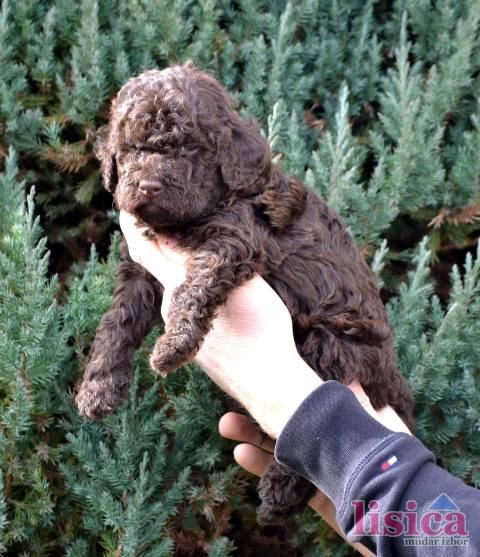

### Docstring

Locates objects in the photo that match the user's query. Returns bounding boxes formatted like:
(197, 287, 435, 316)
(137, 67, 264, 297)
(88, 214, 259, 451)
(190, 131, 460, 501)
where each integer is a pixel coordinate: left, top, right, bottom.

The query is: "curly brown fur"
(75, 62, 414, 526)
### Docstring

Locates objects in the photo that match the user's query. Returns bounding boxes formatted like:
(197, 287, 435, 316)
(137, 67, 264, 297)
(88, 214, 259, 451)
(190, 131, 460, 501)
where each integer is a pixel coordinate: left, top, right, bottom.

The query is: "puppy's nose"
(139, 180, 162, 196)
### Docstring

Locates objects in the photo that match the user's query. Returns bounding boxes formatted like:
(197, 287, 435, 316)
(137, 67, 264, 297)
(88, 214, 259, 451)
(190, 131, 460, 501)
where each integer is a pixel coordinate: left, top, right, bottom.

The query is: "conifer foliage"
(0, 156, 247, 555)
(1, 0, 480, 555)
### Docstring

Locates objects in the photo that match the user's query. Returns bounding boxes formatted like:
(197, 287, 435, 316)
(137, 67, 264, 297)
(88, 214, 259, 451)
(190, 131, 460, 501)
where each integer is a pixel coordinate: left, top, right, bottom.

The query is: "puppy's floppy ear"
(94, 125, 118, 193)
(218, 118, 271, 196)
(255, 174, 306, 230)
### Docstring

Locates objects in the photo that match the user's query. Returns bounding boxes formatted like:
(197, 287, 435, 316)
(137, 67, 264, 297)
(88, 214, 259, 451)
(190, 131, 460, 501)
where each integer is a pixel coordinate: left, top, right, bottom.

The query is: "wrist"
(198, 345, 322, 438)
(249, 354, 322, 439)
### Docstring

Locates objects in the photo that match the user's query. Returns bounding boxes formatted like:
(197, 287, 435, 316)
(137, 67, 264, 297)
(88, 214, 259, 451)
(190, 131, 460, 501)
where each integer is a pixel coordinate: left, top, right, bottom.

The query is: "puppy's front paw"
(150, 332, 198, 375)
(75, 373, 129, 420)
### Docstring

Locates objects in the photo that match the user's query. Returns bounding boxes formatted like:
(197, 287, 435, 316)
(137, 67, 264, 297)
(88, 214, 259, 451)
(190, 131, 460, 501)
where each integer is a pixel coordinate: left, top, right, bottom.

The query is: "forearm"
(119, 213, 479, 554)
(275, 382, 479, 556)
(198, 348, 322, 439)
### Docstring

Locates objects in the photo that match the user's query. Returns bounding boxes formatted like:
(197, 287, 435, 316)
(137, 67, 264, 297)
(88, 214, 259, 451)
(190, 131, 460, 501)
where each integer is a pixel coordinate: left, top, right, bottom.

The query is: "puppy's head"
(96, 63, 271, 229)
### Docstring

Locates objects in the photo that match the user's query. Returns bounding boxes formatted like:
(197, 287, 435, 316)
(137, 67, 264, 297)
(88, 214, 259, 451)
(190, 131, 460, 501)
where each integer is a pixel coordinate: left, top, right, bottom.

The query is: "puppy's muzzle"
(139, 180, 163, 197)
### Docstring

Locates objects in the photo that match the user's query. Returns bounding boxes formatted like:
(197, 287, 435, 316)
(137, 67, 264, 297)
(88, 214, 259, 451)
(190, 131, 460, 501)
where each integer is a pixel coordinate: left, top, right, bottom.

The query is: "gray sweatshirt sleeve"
(274, 381, 479, 556)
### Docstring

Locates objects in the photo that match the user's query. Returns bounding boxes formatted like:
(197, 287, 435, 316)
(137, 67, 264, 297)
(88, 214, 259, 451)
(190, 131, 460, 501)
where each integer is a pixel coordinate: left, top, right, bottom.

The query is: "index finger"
(219, 413, 275, 453)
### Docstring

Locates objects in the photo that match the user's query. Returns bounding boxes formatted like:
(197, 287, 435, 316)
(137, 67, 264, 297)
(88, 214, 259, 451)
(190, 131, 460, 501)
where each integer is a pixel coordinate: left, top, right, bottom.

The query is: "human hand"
(120, 211, 322, 438)
(120, 210, 409, 556)
(119, 211, 411, 438)
(219, 411, 376, 557)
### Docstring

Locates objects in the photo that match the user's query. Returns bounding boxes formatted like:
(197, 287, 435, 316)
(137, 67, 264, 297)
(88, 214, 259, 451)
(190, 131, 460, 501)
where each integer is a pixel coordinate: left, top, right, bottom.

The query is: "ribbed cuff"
(274, 381, 413, 508)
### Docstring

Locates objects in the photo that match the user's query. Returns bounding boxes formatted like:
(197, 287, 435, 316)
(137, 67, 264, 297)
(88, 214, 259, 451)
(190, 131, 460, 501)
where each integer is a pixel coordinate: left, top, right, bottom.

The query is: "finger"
(119, 211, 187, 287)
(233, 444, 275, 477)
(219, 412, 275, 453)
(119, 211, 166, 266)
(160, 288, 173, 323)
(119, 211, 187, 266)
(119, 211, 149, 247)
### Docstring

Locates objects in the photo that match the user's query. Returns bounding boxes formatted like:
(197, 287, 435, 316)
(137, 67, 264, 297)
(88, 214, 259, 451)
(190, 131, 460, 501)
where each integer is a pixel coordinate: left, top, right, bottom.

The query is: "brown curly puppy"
(75, 62, 414, 526)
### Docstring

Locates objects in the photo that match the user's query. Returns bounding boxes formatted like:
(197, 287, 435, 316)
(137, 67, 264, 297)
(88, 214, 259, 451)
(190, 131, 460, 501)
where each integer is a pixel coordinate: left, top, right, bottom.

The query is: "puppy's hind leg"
(257, 462, 315, 526)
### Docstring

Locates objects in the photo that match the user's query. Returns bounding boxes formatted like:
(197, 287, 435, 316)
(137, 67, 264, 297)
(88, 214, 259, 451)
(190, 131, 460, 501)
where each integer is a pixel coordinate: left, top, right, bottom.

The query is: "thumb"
(119, 211, 188, 289)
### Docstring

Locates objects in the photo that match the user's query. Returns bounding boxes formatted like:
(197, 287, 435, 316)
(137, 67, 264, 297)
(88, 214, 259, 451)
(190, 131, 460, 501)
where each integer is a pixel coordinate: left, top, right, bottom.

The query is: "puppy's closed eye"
(179, 145, 200, 157)
(133, 145, 162, 155)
